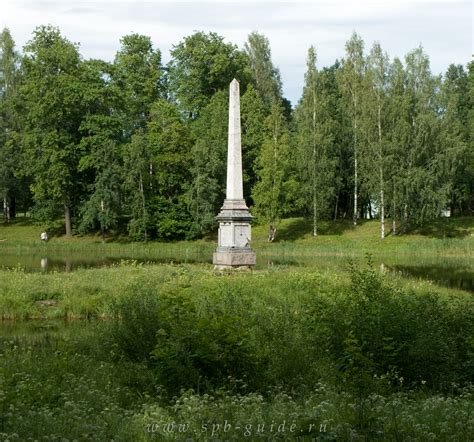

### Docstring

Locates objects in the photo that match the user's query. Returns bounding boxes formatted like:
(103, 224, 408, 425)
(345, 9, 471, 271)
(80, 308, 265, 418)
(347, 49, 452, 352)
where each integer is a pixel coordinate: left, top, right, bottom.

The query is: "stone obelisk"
(213, 79, 256, 269)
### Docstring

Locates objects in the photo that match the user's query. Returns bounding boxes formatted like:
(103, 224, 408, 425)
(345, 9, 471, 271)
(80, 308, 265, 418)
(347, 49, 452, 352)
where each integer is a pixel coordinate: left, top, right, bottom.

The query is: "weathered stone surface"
(213, 79, 256, 269)
(217, 222, 251, 248)
(213, 249, 256, 268)
(226, 79, 243, 201)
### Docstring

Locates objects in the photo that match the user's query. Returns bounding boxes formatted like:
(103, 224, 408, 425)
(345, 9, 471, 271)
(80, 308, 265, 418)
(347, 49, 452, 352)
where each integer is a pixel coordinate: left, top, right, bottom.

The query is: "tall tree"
(240, 85, 266, 204)
(338, 32, 366, 225)
(0, 28, 20, 222)
(467, 61, 474, 214)
(147, 98, 193, 239)
(401, 46, 458, 225)
(318, 61, 352, 221)
(363, 42, 390, 238)
(386, 57, 411, 235)
(123, 129, 151, 241)
(19, 26, 87, 236)
(252, 104, 292, 241)
(442, 64, 471, 215)
(112, 33, 163, 137)
(168, 32, 247, 118)
(295, 46, 336, 236)
(78, 60, 123, 240)
(112, 34, 164, 240)
(244, 32, 283, 110)
(186, 90, 228, 237)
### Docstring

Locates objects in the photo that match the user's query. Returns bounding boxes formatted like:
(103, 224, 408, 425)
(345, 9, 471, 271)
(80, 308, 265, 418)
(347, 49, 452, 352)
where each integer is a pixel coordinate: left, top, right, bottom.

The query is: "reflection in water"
(40, 257, 48, 271)
(388, 265, 473, 293)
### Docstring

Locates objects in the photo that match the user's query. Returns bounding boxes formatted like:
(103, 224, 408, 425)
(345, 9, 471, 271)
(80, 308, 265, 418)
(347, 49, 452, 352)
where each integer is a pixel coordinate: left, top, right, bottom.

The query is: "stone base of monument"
(213, 198, 256, 270)
(213, 247, 256, 270)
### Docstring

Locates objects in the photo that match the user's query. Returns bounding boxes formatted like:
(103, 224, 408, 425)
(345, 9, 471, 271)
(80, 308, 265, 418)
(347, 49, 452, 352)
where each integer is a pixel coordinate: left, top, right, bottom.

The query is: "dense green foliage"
(0, 26, 472, 241)
(103, 263, 474, 394)
(0, 261, 473, 440)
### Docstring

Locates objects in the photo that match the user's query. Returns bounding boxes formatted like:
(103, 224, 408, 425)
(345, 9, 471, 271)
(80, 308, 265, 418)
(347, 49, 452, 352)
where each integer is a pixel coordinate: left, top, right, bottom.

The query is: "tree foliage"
(168, 32, 247, 118)
(0, 26, 470, 240)
(252, 104, 293, 241)
(295, 46, 336, 236)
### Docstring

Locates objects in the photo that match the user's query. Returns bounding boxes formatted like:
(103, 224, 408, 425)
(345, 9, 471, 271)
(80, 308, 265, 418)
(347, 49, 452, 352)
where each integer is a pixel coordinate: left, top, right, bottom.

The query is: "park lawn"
(0, 215, 472, 259)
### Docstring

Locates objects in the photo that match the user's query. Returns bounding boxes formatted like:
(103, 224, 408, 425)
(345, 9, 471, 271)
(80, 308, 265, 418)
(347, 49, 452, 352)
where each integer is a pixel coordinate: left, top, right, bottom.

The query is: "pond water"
(388, 264, 474, 293)
(0, 252, 472, 293)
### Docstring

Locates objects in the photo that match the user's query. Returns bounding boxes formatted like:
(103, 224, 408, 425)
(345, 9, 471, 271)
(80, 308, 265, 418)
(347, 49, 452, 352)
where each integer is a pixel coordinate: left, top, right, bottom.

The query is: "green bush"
(103, 263, 474, 399)
(151, 294, 265, 394)
(105, 283, 164, 362)
(320, 260, 474, 392)
(104, 282, 268, 395)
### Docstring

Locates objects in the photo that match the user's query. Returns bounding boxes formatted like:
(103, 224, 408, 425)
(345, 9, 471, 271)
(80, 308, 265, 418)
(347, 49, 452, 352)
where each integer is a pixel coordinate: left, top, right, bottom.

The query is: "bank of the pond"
(0, 261, 470, 321)
(1, 216, 472, 257)
(1, 217, 473, 294)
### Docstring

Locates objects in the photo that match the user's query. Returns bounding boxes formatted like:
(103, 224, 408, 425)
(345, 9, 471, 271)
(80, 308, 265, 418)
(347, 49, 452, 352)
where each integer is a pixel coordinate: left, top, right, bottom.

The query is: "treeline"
(0, 26, 472, 240)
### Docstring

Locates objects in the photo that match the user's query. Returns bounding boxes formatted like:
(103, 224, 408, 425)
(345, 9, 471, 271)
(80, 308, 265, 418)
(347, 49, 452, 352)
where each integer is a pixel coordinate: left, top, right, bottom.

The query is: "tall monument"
(213, 79, 256, 269)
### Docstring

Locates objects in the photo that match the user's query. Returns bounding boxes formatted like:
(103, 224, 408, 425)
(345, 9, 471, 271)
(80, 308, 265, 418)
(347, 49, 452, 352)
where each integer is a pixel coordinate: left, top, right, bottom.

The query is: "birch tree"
(0, 28, 19, 222)
(252, 104, 291, 241)
(295, 46, 335, 236)
(386, 58, 411, 235)
(364, 42, 390, 238)
(339, 32, 366, 225)
(244, 32, 283, 110)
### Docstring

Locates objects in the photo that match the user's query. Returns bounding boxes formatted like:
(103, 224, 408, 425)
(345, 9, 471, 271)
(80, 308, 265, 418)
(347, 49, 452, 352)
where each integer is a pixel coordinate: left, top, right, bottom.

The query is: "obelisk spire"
(213, 79, 256, 269)
(226, 78, 243, 200)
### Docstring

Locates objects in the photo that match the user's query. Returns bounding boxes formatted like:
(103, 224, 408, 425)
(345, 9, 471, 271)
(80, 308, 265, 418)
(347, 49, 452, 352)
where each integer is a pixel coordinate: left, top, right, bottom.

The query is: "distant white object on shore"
(40, 231, 48, 242)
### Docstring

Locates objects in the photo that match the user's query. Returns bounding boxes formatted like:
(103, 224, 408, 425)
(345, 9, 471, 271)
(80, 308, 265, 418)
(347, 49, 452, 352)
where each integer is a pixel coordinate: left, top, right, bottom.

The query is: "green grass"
(0, 216, 472, 266)
(253, 216, 473, 259)
(0, 260, 470, 321)
(0, 263, 473, 440)
(0, 216, 473, 439)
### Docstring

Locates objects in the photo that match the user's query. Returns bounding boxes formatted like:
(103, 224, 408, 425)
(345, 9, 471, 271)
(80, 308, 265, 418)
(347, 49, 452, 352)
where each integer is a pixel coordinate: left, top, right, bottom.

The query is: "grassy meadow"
(0, 216, 473, 440)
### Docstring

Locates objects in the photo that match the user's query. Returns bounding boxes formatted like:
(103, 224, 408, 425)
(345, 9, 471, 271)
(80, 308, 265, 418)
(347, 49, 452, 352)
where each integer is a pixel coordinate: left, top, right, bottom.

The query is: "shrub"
(104, 283, 164, 363)
(151, 294, 265, 394)
(104, 282, 268, 395)
(321, 259, 474, 392)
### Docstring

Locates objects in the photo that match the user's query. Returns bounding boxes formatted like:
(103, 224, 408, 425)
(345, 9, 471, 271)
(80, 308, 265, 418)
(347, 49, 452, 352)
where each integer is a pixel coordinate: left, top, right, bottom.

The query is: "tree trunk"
(392, 182, 396, 235)
(268, 224, 276, 242)
(352, 87, 359, 227)
(3, 196, 10, 223)
(64, 204, 72, 237)
(353, 129, 358, 226)
(378, 103, 384, 239)
(403, 203, 408, 233)
(312, 89, 317, 237)
(139, 173, 147, 243)
(333, 193, 339, 221)
(313, 195, 317, 237)
(380, 186, 385, 239)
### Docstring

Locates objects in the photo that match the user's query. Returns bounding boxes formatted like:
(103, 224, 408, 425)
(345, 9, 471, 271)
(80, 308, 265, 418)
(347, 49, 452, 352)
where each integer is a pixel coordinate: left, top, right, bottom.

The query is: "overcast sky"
(2, 0, 472, 105)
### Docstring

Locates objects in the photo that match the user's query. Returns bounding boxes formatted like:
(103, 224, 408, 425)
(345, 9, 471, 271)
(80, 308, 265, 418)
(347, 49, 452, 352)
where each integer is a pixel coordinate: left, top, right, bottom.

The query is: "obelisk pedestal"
(213, 79, 256, 270)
